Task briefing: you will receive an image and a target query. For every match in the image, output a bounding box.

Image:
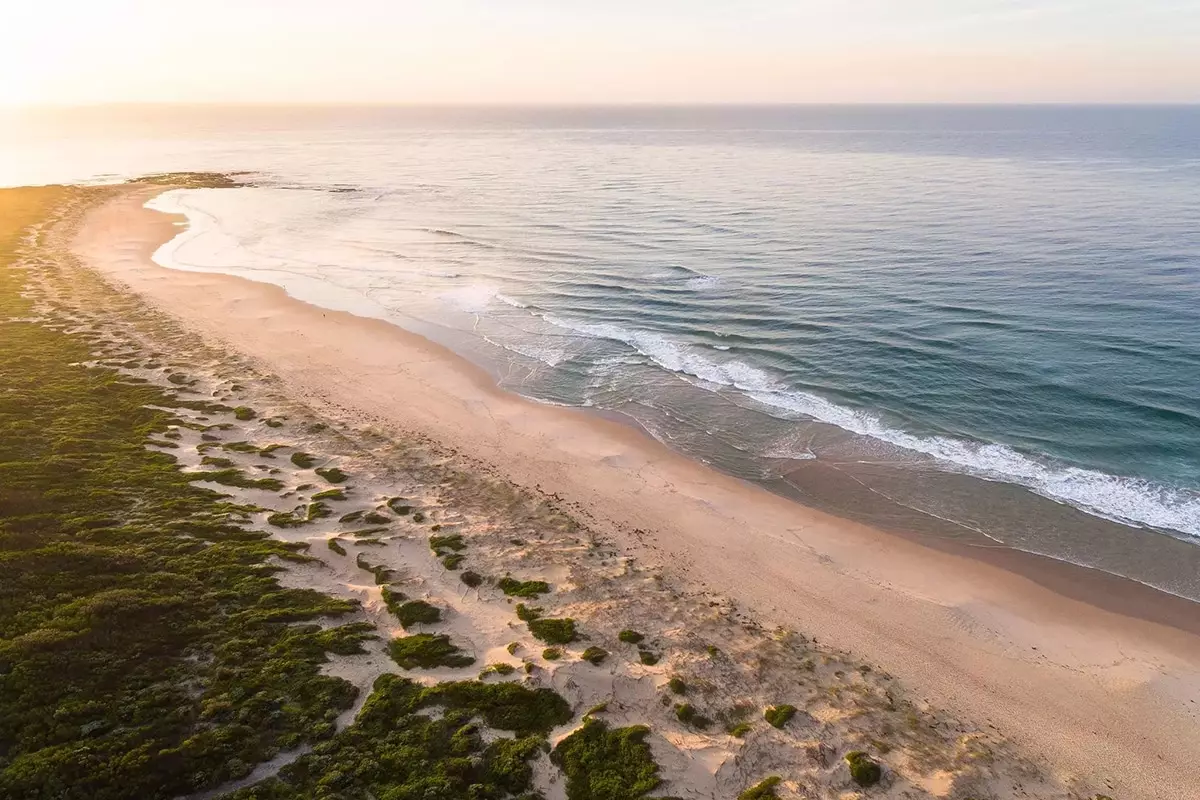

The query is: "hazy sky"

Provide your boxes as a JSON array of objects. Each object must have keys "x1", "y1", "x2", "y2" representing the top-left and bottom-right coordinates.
[{"x1": 4, "y1": 0, "x2": 1199, "y2": 105}]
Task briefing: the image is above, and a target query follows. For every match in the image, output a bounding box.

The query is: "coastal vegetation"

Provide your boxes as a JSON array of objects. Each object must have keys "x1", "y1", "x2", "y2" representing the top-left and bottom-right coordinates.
[
  {"x1": 497, "y1": 576, "x2": 551, "y2": 598},
  {"x1": 0, "y1": 185, "x2": 376, "y2": 798},
  {"x1": 846, "y1": 751, "x2": 883, "y2": 787},
  {"x1": 764, "y1": 704, "x2": 797, "y2": 729},
  {"x1": 528, "y1": 617, "x2": 578, "y2": 644},
  {"x1": 550, "y1": 719, "x2": 662, "y2": 800},
  {"x1": 223, "y1": 674, "x2": 571, "y2": 799},
  {"x1": 737, "y1": 776, "x2": 783, "y2": 800},
  {"x1": 387, "y1": 634, "x2": 475, "y2": 669}
]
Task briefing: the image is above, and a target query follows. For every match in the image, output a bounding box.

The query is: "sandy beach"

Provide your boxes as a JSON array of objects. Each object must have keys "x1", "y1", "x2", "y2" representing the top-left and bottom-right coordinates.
[{"x1": 66, "y1": 184, "x2": 1200, "y2": 799}]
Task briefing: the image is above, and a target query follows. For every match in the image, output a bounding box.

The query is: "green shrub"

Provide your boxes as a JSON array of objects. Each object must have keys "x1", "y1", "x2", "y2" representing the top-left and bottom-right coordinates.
[
  {"x1": 264, "y1": 417, "x2": 284, "y2": 428},
  {"x1": 763, "y1": 705, "x2": 796, "y2": 729},
  {"x1": 461, "y1": 570, "x2": 484, "y2": 588},
  {"x1": 727, "y1": 722, "x2": 753, "y2": 738},
  {"x1": 193, "y1": 468, "x2": 284, "y2": 491},
  {"x1": 363, "y1": 510, "x2": 391, "y2": 524},
  {"x1": 586, "y1": 702, "x2": 608, "y2": 716},
  {"x1": 667, "y1": 677, "x2": 687, "y2": 695},
  {"x1": 387, "y1": 634, "x2": 475, "y2": 669},
  {"x1": 480, "y1": 663, "x2": 517, "y2": 678},
  {"x1": 845, "y1": 751, "x2": 882, "y2": 787},
  {"x1": 200, "y1": 455, "x2": 235, "y2": 468},
  {"x1": 506, "y1": 642, "x2": 521, "y2": 655},
  {"x1": 542, "y1": 647, "x2": 563, "y2": 661},
  {"x1": 674, "y1": 703, "x2": 711, "y2": 729},
  {"x1": 528, "y1": 617, "x2": 577, "y2": 645},
  {"x1": 515, "y1": 603, "x2": 542, "y2": 622},
  {"x1": 441, "y1": 553, "x2": 465, "y2": 570},
  {"x1": 738, "y1": 776, "x2": 782, "y2": 800},
  {"x1": 638, "y1": 650, "x2": 660, "y2": 666},
  {"x1": 395, "y1": 600, "x2": 441, "y2": 629},
  {"x1": 233, "y1": 406, "x2": 256, "y2": 420},
  {"x1": 581, "y1": 647, "x2": 609, "y2": 666},
  {"x1": 338, "y1": 509, "x2": 364, "y2": 523},
  {"x1": 497, "y1": 576, "x2": 550, "y2": 598},
  {"x1": 618, "y1": 629, "x2": 644, "y2": 644},
  {"x1": 327, "y1": 538, "x2": 347, "y2": 556},
  {"x1": 387, "y1": 497, "x2": 412, "y2": 515},
  {"x1": 315, "y1": 466, "x2": 348, "y2": 483},
  {"x1": 430, "y1": 533, "x2": 466, "y2": 553},
  {"x1": 311, "y1": 488, "x2": 346, "y2": 501},
  {"x1": 551, "y1": 719, "x2": 662, "y2": 800},
  {"x1": 381, "y1": 586, "x2": 407, "y2": 615}
]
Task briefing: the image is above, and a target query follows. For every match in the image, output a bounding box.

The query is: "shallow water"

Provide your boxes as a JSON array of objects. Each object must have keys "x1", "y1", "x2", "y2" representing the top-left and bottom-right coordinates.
[{"x1": 6, "y1": 104, "x2": 1199, "y2": 597}]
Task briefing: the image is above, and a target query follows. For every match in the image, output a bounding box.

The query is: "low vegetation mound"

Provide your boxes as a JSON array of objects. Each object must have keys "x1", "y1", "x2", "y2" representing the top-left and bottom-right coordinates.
[
  {"x1": 387, "y1": 634, "x2": 475, "y2": 669},
  {"x1": 497, "y1": 576, "x2": 550, "y2": 598},
  {"x1": 846, "y1": 751, "x2": 883, "y2": 787},
  {"x1": 528, "y1": 617, "x2": 578, "y2": 644},
  {"x1": 764, "y1": 704, "x2": 797, "y2": 729},
  {"x1": 551, "y1": 719, "x2": 662, "y2": 800}
]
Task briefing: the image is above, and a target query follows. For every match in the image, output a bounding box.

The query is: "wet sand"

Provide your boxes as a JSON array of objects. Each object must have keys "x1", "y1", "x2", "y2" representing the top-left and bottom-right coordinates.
[{"x1": 73, "y1": 184, "x2": 1200, "y2": 800}]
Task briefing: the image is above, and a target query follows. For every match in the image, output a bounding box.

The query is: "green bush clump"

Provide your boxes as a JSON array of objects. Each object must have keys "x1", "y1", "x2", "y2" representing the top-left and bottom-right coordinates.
[
  {"x1": 338, "y1": 509, "x2": 364, "y2": 523},
  {"x1": 429, "y1": 533, "x2": 466, "y2": 553},
  {"x1": 528, "y1": 617, "x2": 578, "y2": 645},
  {"x1": 395, "y1": 600, "x2": 442, "y2": 629},
  {"x1": 738, "y1": 776, "x2": 782, "y2": 800},
  {"x1": 200, "y1": 455, "x2": 235, "y2": 468},
  {"x1": 355, "y1": 554, "x2": 394, "y2": 585},
  {"x1": 310, "y1": 488, "x2": 345, "y2": 501},
  {"x1": 515, "y1": 603, "x2": 542, "y2": 622},
  {"x1": 290, "y1": 451, "x2": 317, "y2": 468},
  {"x1": 727, "y1": 722, "x2": 753, "y2": 738},
  {"x1": 638, "y1": 650, "x2": 660, "y2": 666},
  {"x1": 387, "y1": 634, "x2": 475, "y2": 669},
  {"x1": 674, "y1": 703, "x2": 712, "y2": 729},
  {"x1": 363, "y1": 510, "x2": 390, "y2": 524},
  {"x1": 551, "y1": 719, "x2": 662, "y2": 800},
  {"x1": 264, "y1": 418, "x2": 284, "y2": 428},
  {"x1": 387, "y1": 497, "x2": 412, "y2": 515},
  {"x1": 542, "y1": 647, "x2": 563, "y2": 661},
  {"x1": 618, "y1": 629, "x2": 644, "y2": 644},
  {"x1": 668, "y1": 677, "x2": 687, "y2": 695},
  {"x1": 461, "y1": 570, "x2": 484, "y2": 588},
  {"x1": 497, "y1": 576, "x2": 551, "y2": 598},
  {"x1": 223, "y1": 440, "x2": 261, "y2": 453},
  {"x1": 193, "y1": 468, "x2": 284, "y2": 491},
  {"x1": 845, "y1": 751, "x2": 882, "y2": 787},
  {"x1": 314, "y1": 466, "x2": 348, "y2": 483},
  {"x1": 581, "y1": 647, "x2": 609, "y2": 665},
  {"x1": 441, "y1": 553, "x2": 465, "y2": 570},
  {"x1": 381, "y1": 586, "x2": 406, "y2": 615},
  {"x1": 480, "y1": 662, "x2": 517, "y2": 678},
  {"x1": 233, "y1": 406, "x2": 256, "y2": 420},
  {"x1": 327, "y1": 538, "x2": 347, "y2": 556},
  {"x1": 763, "y1": 704, "x2": 797, "y2": 729}
]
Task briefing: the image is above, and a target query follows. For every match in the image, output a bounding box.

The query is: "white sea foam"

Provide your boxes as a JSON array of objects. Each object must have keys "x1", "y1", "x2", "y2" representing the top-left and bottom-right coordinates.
[{"x1": 541, "y1": 315, "x2": 1200, "y2": 539}]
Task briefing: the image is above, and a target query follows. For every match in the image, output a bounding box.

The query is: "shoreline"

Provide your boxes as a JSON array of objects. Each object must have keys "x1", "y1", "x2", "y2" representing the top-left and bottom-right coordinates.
[{"x1": 73, "y1": 183, "x2": 1200, "y2": 799}]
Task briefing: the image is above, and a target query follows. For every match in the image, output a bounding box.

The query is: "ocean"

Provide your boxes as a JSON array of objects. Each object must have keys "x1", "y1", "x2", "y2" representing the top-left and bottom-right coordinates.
[{"x1": 5, "y1": 104, "x2": 1199, "y2": 598}]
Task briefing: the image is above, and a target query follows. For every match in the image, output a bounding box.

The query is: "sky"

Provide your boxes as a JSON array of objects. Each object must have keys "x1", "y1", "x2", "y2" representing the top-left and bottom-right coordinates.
[{"x1": 2, "y1": 0, "x2": 1199, "y2": 106}]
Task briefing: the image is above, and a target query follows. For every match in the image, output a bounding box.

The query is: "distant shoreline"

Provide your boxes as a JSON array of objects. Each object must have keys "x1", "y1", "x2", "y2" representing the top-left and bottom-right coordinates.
[{"x1": 64, "y1": 179, "x2": 1200, "y2": 799}]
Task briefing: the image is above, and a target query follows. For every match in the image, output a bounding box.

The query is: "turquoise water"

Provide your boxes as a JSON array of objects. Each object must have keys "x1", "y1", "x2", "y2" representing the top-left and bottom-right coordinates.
[{"x1": 6, "y1": 105, "x2": 1199, "y2": 594}]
